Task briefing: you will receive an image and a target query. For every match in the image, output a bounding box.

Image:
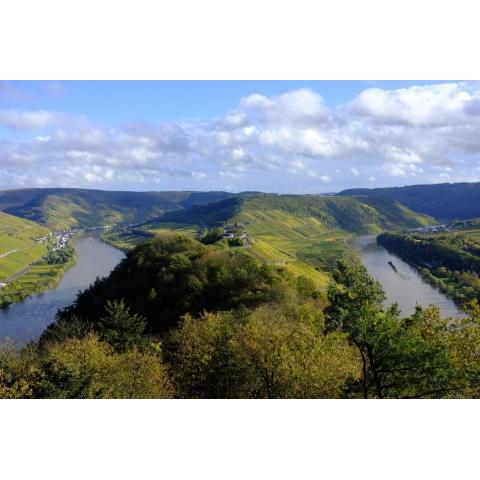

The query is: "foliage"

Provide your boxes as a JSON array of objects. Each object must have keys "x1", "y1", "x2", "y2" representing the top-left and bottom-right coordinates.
[
  {"x1": 98, "y1": 300, "x2": 147, "y2": 352},
  {"x1": 41, "y1": 245, "x2": 75, "y2": 265},
  {"x1": 170, "y1": 302, "x2": 359, "y2": 398},
  {"x1": 0, "y1": 334, "x2": 174, "y2": 399},
  {"x1": 228, "y1": 237, "x2": 244, "y2": 247},
  {"x1": 325, "y1": 258, "x2": 470, "y2": 398},
  {"x1": 200, "y1": 227, "x2": 224, "y2": 245},
  {"x1": 53, "y1": 234, "x2": 304, "y2": 335}
]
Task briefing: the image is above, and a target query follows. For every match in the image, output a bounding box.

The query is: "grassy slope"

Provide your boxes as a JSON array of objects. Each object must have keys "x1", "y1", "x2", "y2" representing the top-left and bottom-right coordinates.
[
  {"x1": 0, "y1": 212, "x2": 51, "y2": 280},
  {"x1": 109, "y1": 194, "x2": 433, "y2": 289}
]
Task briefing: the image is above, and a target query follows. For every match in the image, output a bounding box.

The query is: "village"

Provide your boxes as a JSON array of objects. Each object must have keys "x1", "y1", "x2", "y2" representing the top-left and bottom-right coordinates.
[
  {"x1": 411, "y1": 218, "x2": 480, "y2": 234},
  {"x1": 0, "y1": 224, "x2": 115, "y2": 290}
]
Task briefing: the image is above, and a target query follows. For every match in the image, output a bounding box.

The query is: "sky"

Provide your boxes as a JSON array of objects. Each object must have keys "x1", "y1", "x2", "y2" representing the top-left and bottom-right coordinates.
[{"x1": 1, "y1": 80, "x2": 480, "y2": 193}]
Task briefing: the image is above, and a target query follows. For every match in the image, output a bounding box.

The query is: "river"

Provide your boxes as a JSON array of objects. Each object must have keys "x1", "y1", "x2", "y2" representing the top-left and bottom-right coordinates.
[
  {"x1": 352, "y1": 234, "x2": 466, "y2": 318},
  {"x1": 0, "y1": 237, "x2": 125, "y2": 342}
]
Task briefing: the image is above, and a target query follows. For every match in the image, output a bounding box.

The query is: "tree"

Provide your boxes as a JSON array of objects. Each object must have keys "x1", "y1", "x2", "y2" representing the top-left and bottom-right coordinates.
[
  {"x1": 325, "y1": 258, "x2": 390, "y2": 397},
  {"x1": 98, "y1": 300, "x2": 147, "y2": 352},
  {"x1": 325, "y1": 259, "x2": 464, "y2": 398},
  {"x1": 170, "y1": 302, "x2": 359, "y2": 398},
  {"x1": 36, "y1": 334, "x2": 174, "y2": 399},
  {"x1": 54, "y1": 234, "x2": 305, "y2": 335},
  {"x1": 0, "y1": 342, "x2": 41, "y2": 399}
]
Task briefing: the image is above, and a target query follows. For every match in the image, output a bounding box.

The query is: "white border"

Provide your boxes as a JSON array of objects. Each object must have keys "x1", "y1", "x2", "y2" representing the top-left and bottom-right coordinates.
[
  {"x1": 1, "y1": 0, "x2": 480, "y2": 80},
  {"x1": 1, "y1": 0, "x2": 480, "y2": 478},
  {"x1": 0, "y1": 399, "x2": 478, "y2": 479}
]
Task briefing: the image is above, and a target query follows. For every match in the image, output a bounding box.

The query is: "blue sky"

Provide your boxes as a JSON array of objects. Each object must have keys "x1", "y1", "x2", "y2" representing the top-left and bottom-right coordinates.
[
  {"x1": 1, "y1": 80, "x2": 479, "y2": 192},
  {"x1": 0, "y1": 80, "x2": 451, "y2": 125}
]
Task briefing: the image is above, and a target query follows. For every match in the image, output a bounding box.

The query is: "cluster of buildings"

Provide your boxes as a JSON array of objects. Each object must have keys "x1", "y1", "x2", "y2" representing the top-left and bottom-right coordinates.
[
  {"x1": 222, "y1": 222, "x2": 248, "y2": 241},
  {"x1": 412, "y1": 219, "x2": 480, "y2": 235},
  {"x1": 34, "y1": 224, "x2": 113, "y2": 254},
  {"x1": 411, "y1": 224, "x2": 451, "y2": 234}
]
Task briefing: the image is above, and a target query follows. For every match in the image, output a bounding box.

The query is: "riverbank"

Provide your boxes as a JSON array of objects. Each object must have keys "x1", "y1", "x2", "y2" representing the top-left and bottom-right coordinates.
[
  {"x1": 352, "y1": 234, "x2": 465, "y2": 318},
  {"x1": 0, "y1": 246, "x2": 78, "y2": 308},
  {"x1": 0, "y1": 237, "x2": 125, "y2": 342},
  {"x1": 377, "y1": 231, "x2": 480, "y2": 312}
]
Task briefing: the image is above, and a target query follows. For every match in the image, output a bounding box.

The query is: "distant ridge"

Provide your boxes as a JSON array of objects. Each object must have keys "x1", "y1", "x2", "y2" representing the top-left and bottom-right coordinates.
[
  {"x1": 338, "y1": 182, "x2": 480, "y2": 221},
  {"x1": 0, "y1": 188, "x2": 237, "y2": 229}
]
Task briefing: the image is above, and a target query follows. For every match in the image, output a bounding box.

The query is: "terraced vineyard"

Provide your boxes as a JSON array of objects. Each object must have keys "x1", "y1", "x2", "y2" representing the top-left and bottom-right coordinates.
[{"x1": 233, "y1": 208, "x2": 345, "y2": 288}]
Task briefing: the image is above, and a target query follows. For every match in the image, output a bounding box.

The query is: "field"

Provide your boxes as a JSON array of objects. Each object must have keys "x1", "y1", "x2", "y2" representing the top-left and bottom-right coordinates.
[{"x1": 0, "y1": 212, "x2": 51, "y2": 281}]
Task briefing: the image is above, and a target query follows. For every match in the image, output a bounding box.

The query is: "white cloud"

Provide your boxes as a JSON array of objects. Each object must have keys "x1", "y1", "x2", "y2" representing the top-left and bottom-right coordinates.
[
  {"x1": 240, "y1": 88, "x2": 329, "y2": 125},
  {"x1": 3, "y1": 83, "x2": 480, "y2": 191},
  {"x1": 0, "y1": 110, "x2": 68, "y2": 130},
  {"x1": 348, "y1": 83, "x2": 477, "y2": 127}
]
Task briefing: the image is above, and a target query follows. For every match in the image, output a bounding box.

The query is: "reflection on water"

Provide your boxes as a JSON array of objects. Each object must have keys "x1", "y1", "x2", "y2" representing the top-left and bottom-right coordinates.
[
  {"x1": 0, "y1": 237, "x2": 125, "y2": 342},
  {"x1": 353, "y1": 234, "x2": 465, "y2": 318}
]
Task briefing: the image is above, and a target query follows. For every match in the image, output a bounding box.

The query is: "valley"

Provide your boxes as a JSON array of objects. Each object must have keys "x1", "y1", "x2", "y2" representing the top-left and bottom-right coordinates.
[
  {"x1": 1, "y1": 183, "x2": 478, "y2": 321},
  {"x1": 2, "y1": 182, "x2": 480, "y2": 399}
]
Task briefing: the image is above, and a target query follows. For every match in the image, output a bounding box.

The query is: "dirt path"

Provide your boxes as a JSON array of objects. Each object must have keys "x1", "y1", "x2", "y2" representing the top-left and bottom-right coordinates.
[{"x1": 0, "y1": 249, "x2": 18, "y2": 259}]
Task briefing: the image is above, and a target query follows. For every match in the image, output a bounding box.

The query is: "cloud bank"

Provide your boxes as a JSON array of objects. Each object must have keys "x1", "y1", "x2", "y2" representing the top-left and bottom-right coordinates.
[{"x1": 1, "y1": 82, "x2": 480, "y2": 192}]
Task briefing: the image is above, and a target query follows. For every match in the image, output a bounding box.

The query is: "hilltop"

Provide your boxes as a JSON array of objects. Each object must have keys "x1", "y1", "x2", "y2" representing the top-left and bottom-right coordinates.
[
  {"x1": 0, "y1": 188, "x2": 236, "y2": 230},
  {"x1": 145, "y1": 194, "x2": 434, "y2": 232},
  {"x1": 339, "y1": 182, "x2": 480, "y2": 221}
]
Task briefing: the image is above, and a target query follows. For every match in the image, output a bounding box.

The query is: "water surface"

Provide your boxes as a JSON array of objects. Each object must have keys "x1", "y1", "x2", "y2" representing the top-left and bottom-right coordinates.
[
  {"x1": 352, "y1": 234, "x2": 465, "y2": 318},
  {"x1": 0, "y1": 237, "x2": 124, "y2": 342}
]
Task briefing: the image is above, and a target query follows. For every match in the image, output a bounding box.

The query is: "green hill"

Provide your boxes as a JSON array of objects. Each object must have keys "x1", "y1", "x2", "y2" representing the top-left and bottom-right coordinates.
[
  {"x1": 339, "y1": 182, "x2": 480, "y2": 221},
  {"x1": 0, "y1": 188, "x2": 236, "y2": 230},
  {"x1": 147, "y1": 194, "x2": 433, "y2": 232},
  {"x1": 0, "y1": 211, "x2": 51, "y2": 281},
  {"x1": 115, "y1": 194, "x2": 433, "y2": 288}
]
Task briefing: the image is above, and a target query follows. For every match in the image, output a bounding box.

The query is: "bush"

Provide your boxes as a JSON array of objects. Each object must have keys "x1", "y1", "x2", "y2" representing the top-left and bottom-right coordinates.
[{"x1": 0, "y1": 334, "x2": 175, "y2": 399}]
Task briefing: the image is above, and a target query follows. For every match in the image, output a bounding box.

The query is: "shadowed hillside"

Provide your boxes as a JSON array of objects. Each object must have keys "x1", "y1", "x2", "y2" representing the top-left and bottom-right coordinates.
[{"x1": 339, "y1": 182, "x2": 480, "y2": 221}]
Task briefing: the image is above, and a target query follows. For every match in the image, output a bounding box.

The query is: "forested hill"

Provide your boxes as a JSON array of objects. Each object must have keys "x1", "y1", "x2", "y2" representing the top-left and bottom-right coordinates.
[
  {"x1": 148, "y1": 193, "x2": 434, "y2": 233},
  {"x1": 0, "y1": 188, "x2": 236, "y2": 230},
  {"x1": 338, "y1": 182, "x2": 480, "y2": 221}
]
